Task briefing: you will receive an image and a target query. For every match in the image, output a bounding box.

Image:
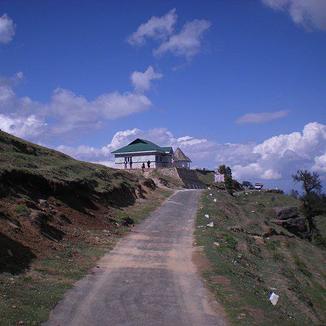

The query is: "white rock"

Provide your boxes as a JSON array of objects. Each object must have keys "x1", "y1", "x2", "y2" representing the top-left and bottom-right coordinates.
[
  {"x1": 204, "y1": 214, "x2": 209, "y2": 218},
  {"x1": 207, "y1": 222, "x2": 214, "y2": 228},
  {"x1": 213, "y1": 198, "x2": 217, "y2": 202}
]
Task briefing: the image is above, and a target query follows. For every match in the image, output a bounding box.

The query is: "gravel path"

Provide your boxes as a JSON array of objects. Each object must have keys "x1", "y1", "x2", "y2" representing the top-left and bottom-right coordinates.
[{"x1": 45, "y1": 190, "x2": 227, "y2": 326}]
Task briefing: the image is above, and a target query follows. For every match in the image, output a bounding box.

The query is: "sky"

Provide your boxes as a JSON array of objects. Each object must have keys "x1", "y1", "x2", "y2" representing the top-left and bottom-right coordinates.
[{"x1": 0, "y1": 0, "x2": 326, "y2": 191}]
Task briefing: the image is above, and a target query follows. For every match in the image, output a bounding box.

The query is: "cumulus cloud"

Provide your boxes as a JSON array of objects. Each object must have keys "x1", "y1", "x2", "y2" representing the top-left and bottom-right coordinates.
[
  {"x1": 0, "y1": 14, "x2": 15, "y2": 44},
  {"x1": 128, "y1": 9, "x2": 211, "y2": 59},
  {"x1": 128, "y1": 9, "x2": 177, "y2": 45},
  {"x1": 236, "y1": 110, "x2": 289, "y2": 124},
  {"x1": 0, "y1": 70, "x2": 157, "y2": 137},
  {"x1": 262, "y1": 0, "x2": 326, "y2": 31},
  {"x1": 49, "y1": 88, "x2": 151, "y2": 133},
  {"x1": 56, "y1": 122, "x2": 326, "y2": 188},
  {"x1": 313, "y1": 153, "x2": 326, "y2": 172},
  {"x1": 0, "y1": 114, "x2": 46, "y2": 138},
  {"x1": 232, "y1": 122, "x2": 326, "y2": 180},
  {"x1": 131, "y1": 66, "x2": 162, "y2": 92},
  {"x1": 154, "y1": 19, "x2": 211, "y2": 59}
]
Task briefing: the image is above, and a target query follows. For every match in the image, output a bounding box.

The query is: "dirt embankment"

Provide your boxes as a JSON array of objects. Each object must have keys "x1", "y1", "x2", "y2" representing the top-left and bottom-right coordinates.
[{"x1": 0, "y1": 130, "x2": 158, "y2": 275}]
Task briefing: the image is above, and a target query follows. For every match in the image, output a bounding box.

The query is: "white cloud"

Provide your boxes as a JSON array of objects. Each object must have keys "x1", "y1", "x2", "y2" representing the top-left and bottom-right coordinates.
[
  {"x1": 0, "y1": 14, "x2": 15, "y2": 44},
  {"x1": 128, "y1": 9, "x2": 177, "y2": 45},
  {"x1": 49, "y1": 88, "x2": 151, "y2": 133},
  {"x1": 131, "y1": 66, "x2": 162, "y2": 92},
  {"x1": 0, "y1": 71, "x2": 155, "y2": 136},
  {"x1": 154, "y1": 19, "x2": 211, "y2": 59},
  {"x1": 253, "y1": 122, "x2": 326, "y2": 159},
  {"x1": 0, "y1": 114, "x2": 46, "y2": 138},
  {"x1": 55, "y1": 122, "x2": 326, "y2": 188},
  {"x1": 57, "y1": 127, "x2": 216, "y2": 167},
  {"x1": 128, "y1": 9, "x2": 211, "y2": 59},
  {"x1": 236, "y1": 110, "x2": 289, "y2": 124},
  {"x1": 232, "y1": 122, "x2": 326, "y2": 180},
  {"x1": 313, "y1": 153, "x2": 326, "y2": 172},
  {"x1": 262, "y1": 0, "x2": 326, "y2": 31},
  {"x1": 92, "y1": 161, "x2": 116, "y2": 168}
]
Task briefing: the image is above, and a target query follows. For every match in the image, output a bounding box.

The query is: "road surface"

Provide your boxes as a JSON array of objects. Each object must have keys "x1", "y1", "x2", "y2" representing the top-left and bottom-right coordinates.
[{"x1": 45, "y1": 190, "x2": 226, "y2": 326}]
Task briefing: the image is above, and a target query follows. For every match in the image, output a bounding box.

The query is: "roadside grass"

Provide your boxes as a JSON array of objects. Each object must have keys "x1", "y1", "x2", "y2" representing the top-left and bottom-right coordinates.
[
  {"x1": 195, "y1": 190, "x2": 326, "y2": 325},
  {"x1": 194, "y1": 169, "x2": 215, "y2": 186},
  {"x1": 0, "y1": 188, "x2": 173, "y2": 326}
]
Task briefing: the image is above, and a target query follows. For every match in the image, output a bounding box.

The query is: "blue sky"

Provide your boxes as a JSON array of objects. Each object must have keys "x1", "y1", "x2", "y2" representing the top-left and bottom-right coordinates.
[{"x1": 1, "y1": 0, "x2": 326, "y2": 190}]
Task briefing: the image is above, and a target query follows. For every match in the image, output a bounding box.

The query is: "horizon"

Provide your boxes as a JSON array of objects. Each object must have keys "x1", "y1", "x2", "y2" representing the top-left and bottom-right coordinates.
[{"x1": 1, "y1": 0, "x2": 325, "y2": 191}]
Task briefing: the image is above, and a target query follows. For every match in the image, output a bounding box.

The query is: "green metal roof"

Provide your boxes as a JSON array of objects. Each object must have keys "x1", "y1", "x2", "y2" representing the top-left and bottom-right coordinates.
[{"x1": 111, "y1": 138, "x2": 173, "y2": 154}]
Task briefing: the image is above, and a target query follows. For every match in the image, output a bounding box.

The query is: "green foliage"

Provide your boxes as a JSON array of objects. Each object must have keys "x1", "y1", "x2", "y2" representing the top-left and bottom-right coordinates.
[
  {"x1": 15, "y1": 204, "x2": 29, "y2": 215},
  {"x1": 223, "y1": 233, "x2": 238, "y2": 249},
  {"x1": 292, "y1": 170, "x2": 325, "y2": 239},
  {"x1": 218, "y1": 164, "x2": 234, "y2": 195},
  {"x1": 293, "y1": 170, "x2": 322, "y2": 195},
  {"x1": 195, "y1": 169, "x2": 215, "y2": 186}
]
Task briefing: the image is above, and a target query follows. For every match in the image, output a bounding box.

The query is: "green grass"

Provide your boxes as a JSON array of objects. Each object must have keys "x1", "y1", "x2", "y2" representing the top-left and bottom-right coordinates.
[
  {"x1": 0, "y1": 237, "x2": 109, "y2": 325},
  {"x1": 194, "y1": 169, "x2": 215, "y2": 186},
  {"x1": 195, "y1": 190, "x2": 326, "y2": 325},
  {"x1": 14, "y1": 204, "x2": 29, "y2": 216},
  {"x1": 0, "y1": 129, "x2": 142, "y2": 196}
]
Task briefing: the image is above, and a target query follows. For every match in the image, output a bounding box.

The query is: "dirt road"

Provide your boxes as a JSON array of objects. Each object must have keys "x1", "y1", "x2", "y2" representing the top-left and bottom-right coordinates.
[{"x1": 45, "y1": 190, "x2": 226, "y2": 326}]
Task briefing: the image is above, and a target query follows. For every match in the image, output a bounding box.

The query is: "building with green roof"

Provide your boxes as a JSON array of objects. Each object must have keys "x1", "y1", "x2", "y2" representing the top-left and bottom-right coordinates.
[{"x1": 111, "y1": 138, "x2": 174, "y2": 169}]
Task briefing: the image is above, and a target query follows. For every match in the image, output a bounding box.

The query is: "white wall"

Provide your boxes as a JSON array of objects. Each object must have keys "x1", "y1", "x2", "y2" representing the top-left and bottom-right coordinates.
[{"x1": 114, "y1": 152, "x2": 172, "y2": 169}]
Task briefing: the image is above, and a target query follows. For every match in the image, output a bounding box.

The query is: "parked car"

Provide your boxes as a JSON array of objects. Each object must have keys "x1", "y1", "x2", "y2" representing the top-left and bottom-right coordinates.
[{"x1": 254, "y1": 183, "x2": 263, "y2": 190}]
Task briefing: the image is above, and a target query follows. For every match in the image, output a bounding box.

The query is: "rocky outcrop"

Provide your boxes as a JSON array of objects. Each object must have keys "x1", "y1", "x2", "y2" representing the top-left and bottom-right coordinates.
[{"x1": 272, "y1": 207, "x2": 308, "y2": 238}]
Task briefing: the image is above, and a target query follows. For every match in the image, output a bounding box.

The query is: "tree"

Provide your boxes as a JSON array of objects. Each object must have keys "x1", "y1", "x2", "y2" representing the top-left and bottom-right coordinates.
[
  {"x1": 292, "y1": 170, "x2": 321, "y2": 195},
  {"x1": 218, "y1": 164, "x2": 233, "y2": 195},
  {"x1": 217, "y1": 165, "x2": 226, "y2": 175},
  {"x1": 242, "y1": 181, "x2": 253, "y2": 189},
  {"x1": 292, "y1": 170, "x2": 323, "y2": 240}
]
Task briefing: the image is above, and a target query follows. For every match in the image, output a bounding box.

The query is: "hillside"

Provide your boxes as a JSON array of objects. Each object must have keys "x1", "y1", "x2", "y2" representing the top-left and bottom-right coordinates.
[
  {"x1": 0, "y1": 130, "x2": 173, "y2": 324},
  {"x1": 0, "y1": 129, "x2": 163, "y2": 268},
  {"x1": 0, "y1": 130, "x2": 151, "y2": 204},
  {"x1": 130, "y1": 167, "x2": 207, "y2": 189},
  {"x1": 196, "y1": 189, "x2": 326, "y2": 325}
]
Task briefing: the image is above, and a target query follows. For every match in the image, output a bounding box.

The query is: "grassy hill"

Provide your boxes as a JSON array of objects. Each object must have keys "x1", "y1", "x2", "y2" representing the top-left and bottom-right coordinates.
[
  {"x1": 0, "y1": 130, "x2": 149, "y2": 205},
  {"x1": 196, "y1": 189, "x2": 326, "y2": 325},
  {"x1": 0, "y1": 130, "x2": 172, "y2": 324}
]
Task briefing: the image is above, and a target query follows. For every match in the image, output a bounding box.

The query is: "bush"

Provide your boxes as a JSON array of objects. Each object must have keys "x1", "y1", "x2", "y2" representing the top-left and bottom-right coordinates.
[{"x1": 15, "y1": 204, "x2": 29, "y2": 216}]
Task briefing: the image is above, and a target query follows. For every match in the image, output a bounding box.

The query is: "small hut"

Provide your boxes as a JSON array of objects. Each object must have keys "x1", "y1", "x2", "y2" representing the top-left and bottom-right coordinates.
[
  {"x1": 111, "y1": 138, "x2": 173, "y2": 169},
  {"x1": 173, "y1": 147, "x2": 191, "y2": 169}
]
